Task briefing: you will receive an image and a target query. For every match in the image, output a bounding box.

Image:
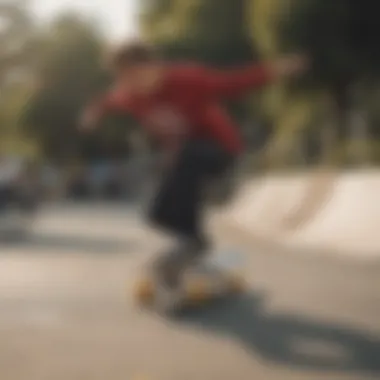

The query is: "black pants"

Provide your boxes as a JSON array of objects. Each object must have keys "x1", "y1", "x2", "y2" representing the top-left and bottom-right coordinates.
[{"x1": 148, "y1": 140, "x2": 234, "y2": 246}]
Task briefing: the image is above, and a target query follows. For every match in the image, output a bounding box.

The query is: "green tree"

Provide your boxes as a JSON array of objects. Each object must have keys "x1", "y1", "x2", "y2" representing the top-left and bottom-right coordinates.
[
  {"x1": 279, "y1": 0, "x2": 380, "y2": 162},
  {"x1": 0, "y1": 0, "x2": 38, "y2": 153},
  {"x1": 23, "y1": 14, "x2": 131, "y2": 163},
  {"x1": 245, "y1": 0, "x2": 380, "y2": 167},
  {"x1": 141, "y1": 0, "x2": 255, "y2": 65},
  {"x1": 0, "y1": 0, "x2": 36, "y2": 90},
  {"x1": 0, "y1": 82, "x2": 36, "y2": 155}
]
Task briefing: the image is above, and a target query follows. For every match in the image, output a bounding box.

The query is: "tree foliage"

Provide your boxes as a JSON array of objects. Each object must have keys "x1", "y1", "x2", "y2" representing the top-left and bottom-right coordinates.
[
  {"x1": 0, "y1": 0, "x2": 36, "y2": 90},
  {"x1": 280, "y1": 0, "x2": 380, "y2": 86},
  {"x1": 141, "y1": 0, "x2": 255, "y2": 65},
  {"x1": 23, "y1": 14, "x2": 132, "y2": 162},
  {"x1": 277, "y1": 0, "x2": 380, "y2": 153}
]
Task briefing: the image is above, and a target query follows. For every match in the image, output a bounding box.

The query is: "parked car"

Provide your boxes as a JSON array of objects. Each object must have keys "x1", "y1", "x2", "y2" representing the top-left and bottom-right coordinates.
[{"x1": 0, "y1": 157, "x2": 40, "y2": 238}]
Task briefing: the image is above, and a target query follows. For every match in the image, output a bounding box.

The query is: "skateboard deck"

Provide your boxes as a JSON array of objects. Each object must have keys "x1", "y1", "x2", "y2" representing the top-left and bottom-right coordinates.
[{"x1": 133, "y1": 249, "x2": 247, "y2": 313}]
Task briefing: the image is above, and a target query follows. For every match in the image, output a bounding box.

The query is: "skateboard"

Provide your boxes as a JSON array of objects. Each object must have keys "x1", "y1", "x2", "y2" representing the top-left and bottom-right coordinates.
[{"x1": 133, "y1": 249, "x2": 247, "y2": 314}]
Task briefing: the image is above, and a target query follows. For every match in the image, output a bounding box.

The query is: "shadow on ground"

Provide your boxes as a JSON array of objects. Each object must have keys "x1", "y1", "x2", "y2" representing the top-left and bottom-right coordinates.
[
  {"x1": 176, "y1": 293, "x2": 380, "y2": 375},
  {"x1": 0, "y1": 232, "x2": 137, "y2": 254}
]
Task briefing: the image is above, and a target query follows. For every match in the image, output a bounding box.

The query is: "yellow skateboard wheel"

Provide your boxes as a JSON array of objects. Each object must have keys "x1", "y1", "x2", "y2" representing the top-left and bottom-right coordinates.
[
  {"x1": 226, "y1": 272, "x2": 246, "y2": 293},
  {"x1": 134, "y1": 277, "x2": 154, "y2": 304},
  {"x1": 186, "y1": 277, "x2": 210, "y2": 304}
]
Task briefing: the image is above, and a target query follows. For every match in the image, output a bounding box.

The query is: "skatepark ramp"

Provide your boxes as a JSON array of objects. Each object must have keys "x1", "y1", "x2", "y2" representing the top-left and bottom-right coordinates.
[
  {"x1": 223, "y1": 169, "x2": 380, "y2": 259},
  {"x1": 282, "y1": 170, "x2": 380, "y2": 258},
  {"x1": 225, "y1": 171, "x2": 327, "y2": 237}
]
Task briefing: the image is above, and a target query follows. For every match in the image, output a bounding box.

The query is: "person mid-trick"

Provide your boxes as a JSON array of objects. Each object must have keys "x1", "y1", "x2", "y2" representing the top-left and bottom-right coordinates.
[{"x1": 80, "y1": 41, "x2": 308, "y2": 301}]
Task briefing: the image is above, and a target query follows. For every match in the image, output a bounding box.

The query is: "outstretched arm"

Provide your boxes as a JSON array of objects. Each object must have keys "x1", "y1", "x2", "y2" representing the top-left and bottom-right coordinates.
[
  {"x1": 192, "y1": 55, "x2": 308, "y2": 100},
  {"x1": 78, "y1": 92, "x2": 122, "y2": 132}
]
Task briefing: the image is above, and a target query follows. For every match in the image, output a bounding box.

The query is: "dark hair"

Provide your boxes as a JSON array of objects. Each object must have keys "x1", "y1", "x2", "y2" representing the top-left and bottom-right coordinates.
[{"x1": 108, "y1": 41, "x2": 158, "y2": 72}]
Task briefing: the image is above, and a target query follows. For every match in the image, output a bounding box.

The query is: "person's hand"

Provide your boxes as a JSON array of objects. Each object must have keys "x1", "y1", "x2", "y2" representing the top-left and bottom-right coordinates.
[
  {"x1": 78, "y1": 106, "x2": 100, "y2": 133},
  {"x1": 271, "y1": 54, "x2": 309, "y2": 78}
]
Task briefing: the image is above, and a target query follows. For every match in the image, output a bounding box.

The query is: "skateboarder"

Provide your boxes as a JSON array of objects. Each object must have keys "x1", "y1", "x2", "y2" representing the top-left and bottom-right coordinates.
[{"x1": 80, "y1": 41, "x2": 308, "y2": 294}]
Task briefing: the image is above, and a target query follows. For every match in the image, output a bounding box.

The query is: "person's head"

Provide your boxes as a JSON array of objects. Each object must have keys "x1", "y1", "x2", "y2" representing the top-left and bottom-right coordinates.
[{"x1": 108, "y1": 41, "x2": 163, "y2": 95}]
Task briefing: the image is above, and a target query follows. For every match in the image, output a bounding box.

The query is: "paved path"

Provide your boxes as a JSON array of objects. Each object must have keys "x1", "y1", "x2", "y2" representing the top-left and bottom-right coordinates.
[{"x1": 0, "y1": 204, "x2": 379, "y2": 380}]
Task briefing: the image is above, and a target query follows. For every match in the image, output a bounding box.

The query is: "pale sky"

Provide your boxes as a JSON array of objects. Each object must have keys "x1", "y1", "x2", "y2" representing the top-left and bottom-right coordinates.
[{"x1": 31, "y1": 0, "x2": 139, "y2": 41}]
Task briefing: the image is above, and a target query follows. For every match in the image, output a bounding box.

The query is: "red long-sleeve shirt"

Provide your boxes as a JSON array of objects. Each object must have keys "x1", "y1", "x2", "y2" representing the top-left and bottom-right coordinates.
[{"x1": 95, "y1": 63, "x2": 274, "y2": 155}]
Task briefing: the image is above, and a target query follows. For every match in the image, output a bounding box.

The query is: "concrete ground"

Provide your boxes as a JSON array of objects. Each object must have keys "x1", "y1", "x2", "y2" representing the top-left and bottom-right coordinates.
[{"x1": 0, "y1": 203, "x2": 379, "y2": 380}]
